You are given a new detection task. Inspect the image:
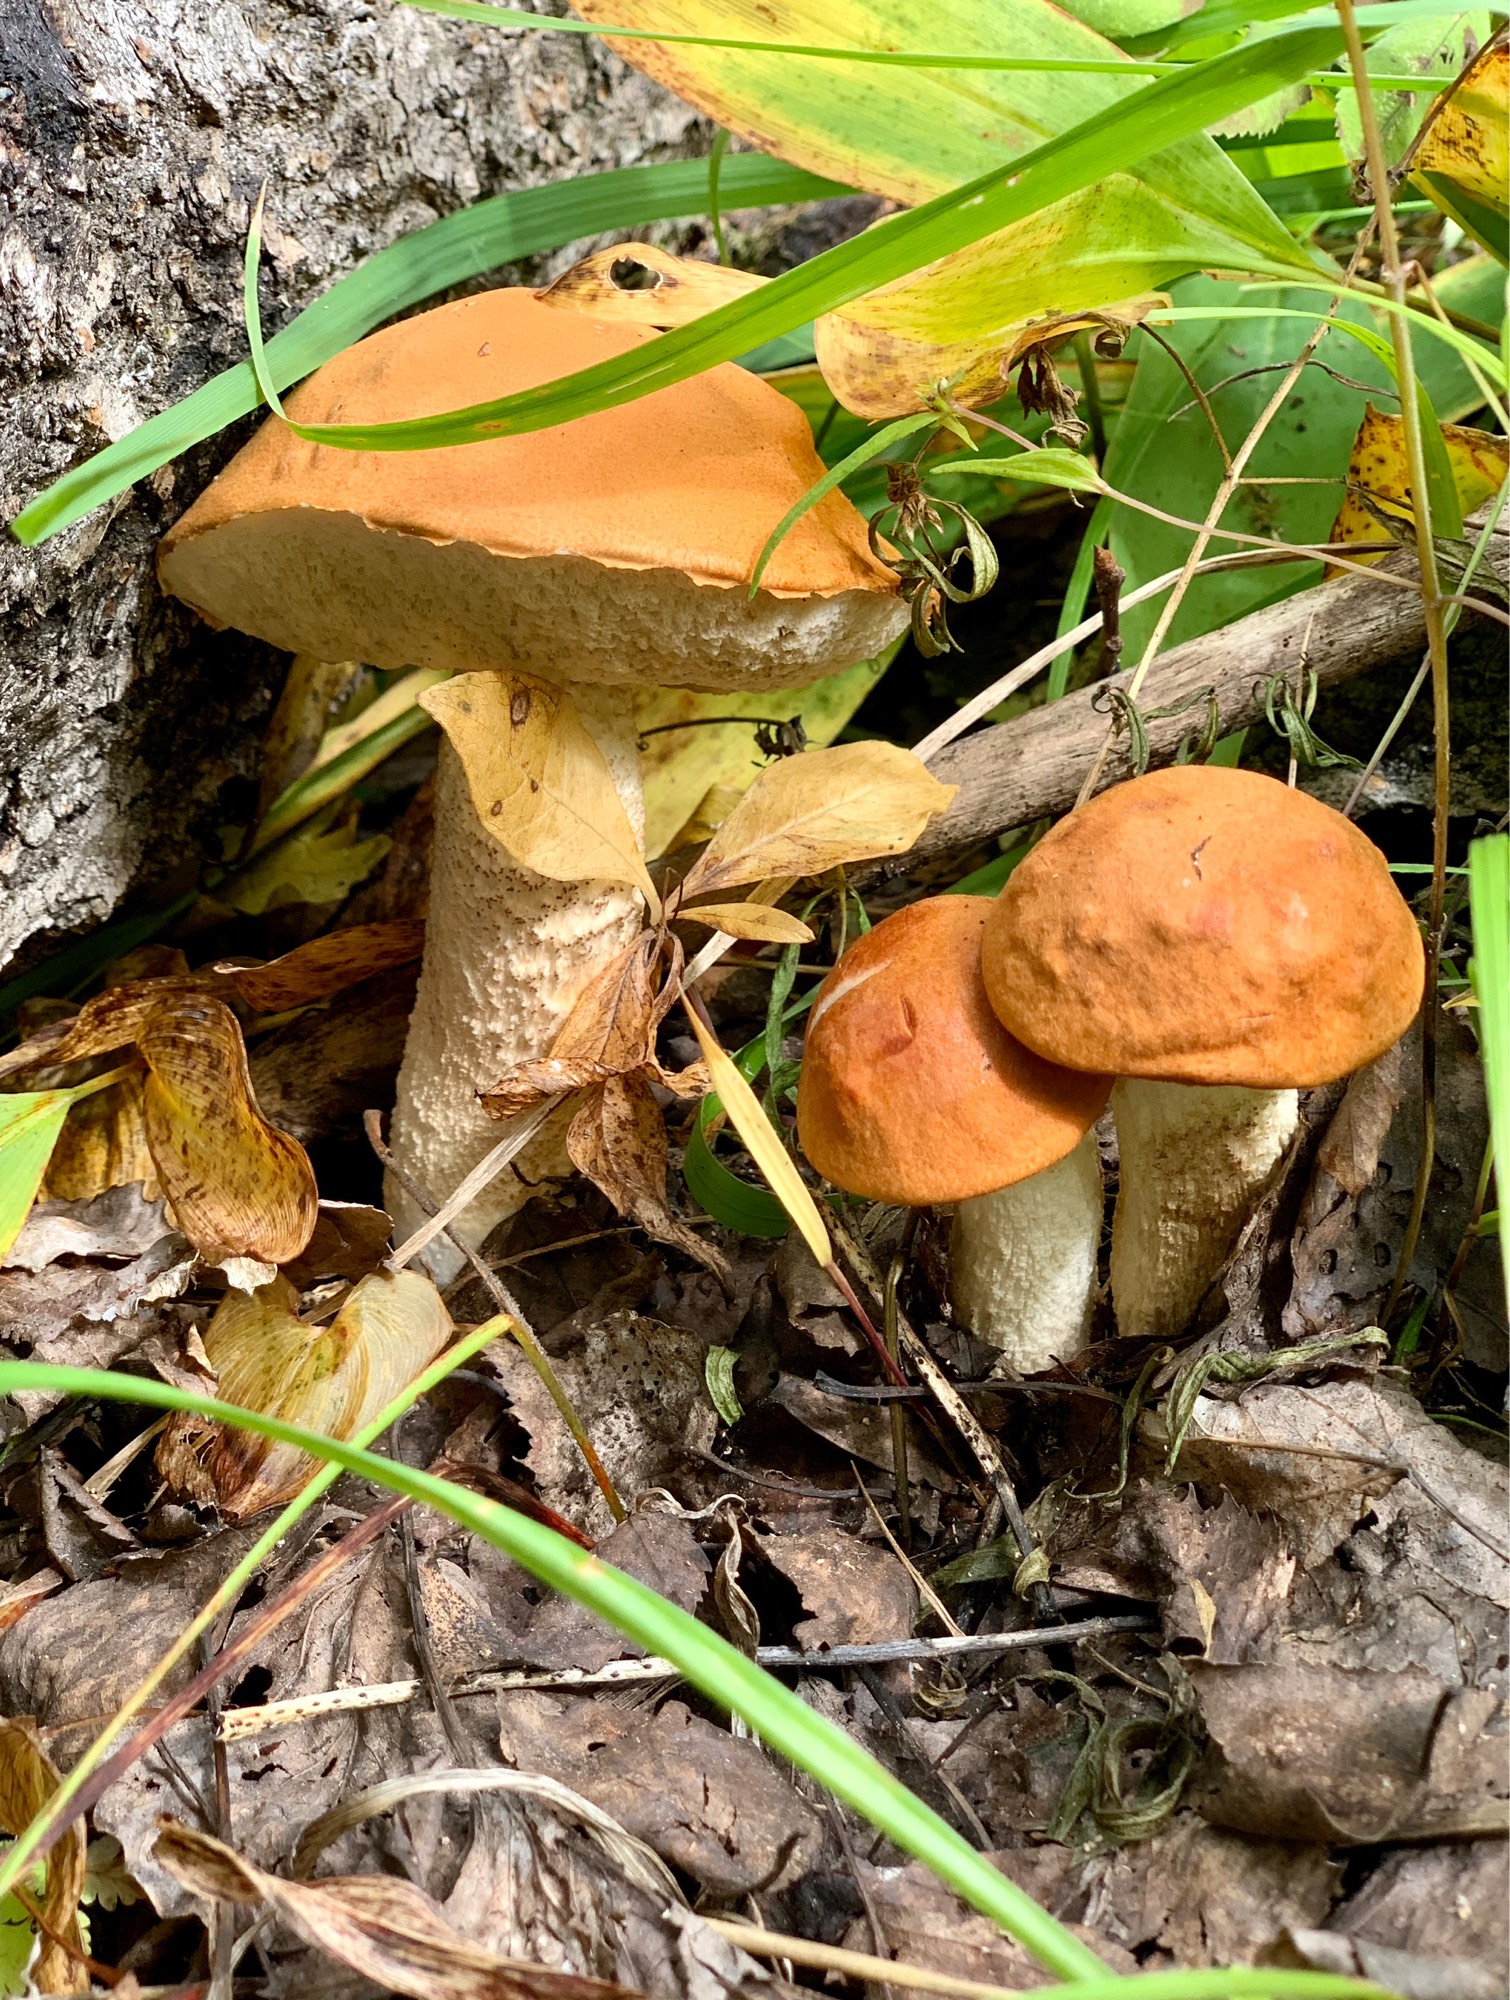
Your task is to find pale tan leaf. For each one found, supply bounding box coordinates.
[169,1267,452,1518]
[816,275,1168,419]
[136,994,318,1266]
[535,243,767,329]
[154,1820,632,2000]
[679,742,956,900]
[0,1719,87,1993]
[568,1074,729,1283]
[40,1072,160,1205]
[684,1005,831,1267]
[678,902,814,944]
[422,673,659,914]
[219,919,426,1012]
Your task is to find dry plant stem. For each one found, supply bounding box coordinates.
[827,1214,1055,1622]
[705,1918,1040,2000]
[1336,0,1452,1331]
[885,1251,912,1549]
[366,1110,625,1521]
[0,1318,510,1905]
[387,1099,557,1273]
[215,1614,1157,1738]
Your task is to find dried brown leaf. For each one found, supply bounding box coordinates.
[423,673,659,913]
[40,1072,159,1204]
[535,243,766,328]
[481,933,680,1118]
[153,1820,636,2000]
[218,918,426,1012]
[678,742,956,900]
[677,901,814,944]
[0,1718,87,1993]
[136,994,318,1266]
[568,1074,728,1283]
[54,980,201,1061]
[163,1267,452,1518]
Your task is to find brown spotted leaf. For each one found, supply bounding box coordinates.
[568,1073,728,1284]
[423,673,659,913]
[0,1719,87,1993]
[217,919,426,1013]
[678,742,956,900]
[535,243,766,328]
[1330,404,1508,552]
[153,1820,635,2000]
[161,1267,451,1518]
[136,994,318,1266]
[40,1071,159,1204]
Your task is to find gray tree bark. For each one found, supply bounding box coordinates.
[0,0,700,976]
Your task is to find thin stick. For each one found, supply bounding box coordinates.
[1337,0,1452,1335]
[367,1112,625,1521]
[705,1917,1027,1999]
[216,1614,1155,1740]
[386,1099,556,1272]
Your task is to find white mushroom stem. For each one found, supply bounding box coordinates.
[386,686,644,1280]
[1109,1078,1299,1341]
[949,1129,1104,1371]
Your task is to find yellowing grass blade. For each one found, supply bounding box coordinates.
[683,1002,831,1266]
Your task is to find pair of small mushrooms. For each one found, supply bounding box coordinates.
[798,765,1425,1368]
[157,287,907,1271]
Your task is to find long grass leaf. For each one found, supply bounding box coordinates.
[750,412,935,591]
[234,29,1344,455]
[11,155,841,545]
[0,1359,1104,1981]
[1469,833,1509,1303]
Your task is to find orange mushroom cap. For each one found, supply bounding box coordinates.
[158,289,902,690]
[982,766,1425,1088]
[796,896,1112,1208]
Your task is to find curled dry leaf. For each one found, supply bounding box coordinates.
[816,275,1168,419]
[535,243,767,328]
[568,1072,729,1284]
[1330,404,1508,552]
[423,673,659,914]
[676,902,814,945]
[160,1267,451,1518]
[217,918,426,1012]
[679,741,956,900]
[481,933,694,1119]
[153,1820,635,2000]
[0,1718,87,1994]
[134,995,318,1267]
[1413,40,1508,215]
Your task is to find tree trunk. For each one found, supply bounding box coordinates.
[0,0,700,977]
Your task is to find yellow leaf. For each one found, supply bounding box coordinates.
[225,817,392,915]
[136,995,319,1266]
[0,1719,87,1994]
[41,1073,160,1205]
[636,654,891,861]
[423,672,660,916]
[166,1268,452,1518]
[679,902,815,944]
[679,741,956,900]
[535,243,768,328]
[1414,41,1509,213]
[684,1003,831,1267]
[1330,404,1509,555]
[817,271,1168,420]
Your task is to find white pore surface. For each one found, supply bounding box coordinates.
[384,689,645,1276]
[163,511,907,692]
[1110,1077,1300,1341]
[949,1129,1104,1372]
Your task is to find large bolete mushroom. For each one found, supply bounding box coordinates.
[796,896,1111,1371]
[981,766,1424,1340]
[158,289,904,1265]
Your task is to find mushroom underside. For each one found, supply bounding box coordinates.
[160,512,907,690]
[1109,1076,1300,1341]
[949,1128,1104,1372]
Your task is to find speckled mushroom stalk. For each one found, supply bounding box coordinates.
[796,897,1112,1373]
[982,766,1425,1343]
[157,289,905,1274]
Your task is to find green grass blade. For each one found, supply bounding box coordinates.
[1469,833,1509,1302]
[11,154,842,546]
[749,411,934,591]
[241,28,1343,456]
[0,1359,1103,1981]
